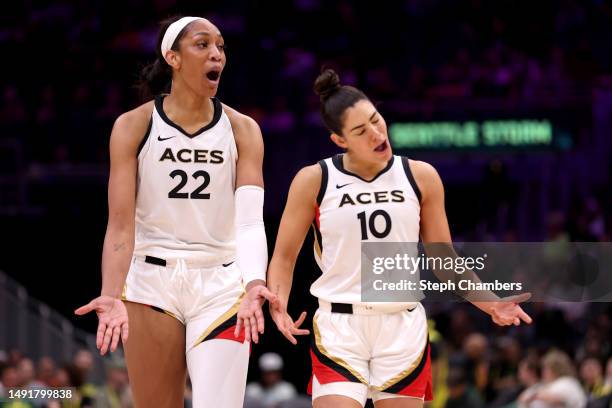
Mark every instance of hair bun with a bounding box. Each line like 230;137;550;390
314;69;341;101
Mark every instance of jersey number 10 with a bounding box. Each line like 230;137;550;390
357;210;392;240
168;169;211;199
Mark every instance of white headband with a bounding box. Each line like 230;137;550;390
160;16;203;62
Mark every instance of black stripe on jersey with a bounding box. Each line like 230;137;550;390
136;116;153;156
155;95;222;138
317;160;329;205
381;337;430;394
312;223;323;258
332;154;394;183
402;157;422;203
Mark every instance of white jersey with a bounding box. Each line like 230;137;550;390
133;95;237;264
311;154;421;304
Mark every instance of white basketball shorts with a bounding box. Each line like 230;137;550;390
122;254;246;351
309;301;433;406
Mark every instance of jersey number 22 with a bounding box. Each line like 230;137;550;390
168;169;211;199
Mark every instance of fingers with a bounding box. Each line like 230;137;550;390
269;313;296;344
110;326;122;352
100;325;113;355
250;316;259;343
234;317;243;338
74;300;96;316
294;311;307;327
121;322;129;343
243;318;252;342
258;287;279;305
290;312;310;336
518;307;533;324
291;327;310;336
237;310;260;343
281;329;298;345
255;308;265;334
96;322;107;350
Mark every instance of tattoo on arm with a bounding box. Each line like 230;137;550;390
113;243;126;252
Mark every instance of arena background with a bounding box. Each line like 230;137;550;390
0;1;611;407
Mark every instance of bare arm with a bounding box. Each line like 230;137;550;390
226;105;264;190
266;165;319;343
412;160;531;324
414;160;494;308
75;102;152;354
101;106;152;297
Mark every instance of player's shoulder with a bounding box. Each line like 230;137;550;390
113;101;154;136
293;164;322;191
110;101;154;150
297;163;322;180
406;159;439;180
405;158;443;198
285;163;322;205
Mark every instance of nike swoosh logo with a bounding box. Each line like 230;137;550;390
158;135;176;141
222;261;235;267
336;183;353;189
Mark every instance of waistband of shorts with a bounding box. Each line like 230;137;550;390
317;300;418;315
133;254;235;269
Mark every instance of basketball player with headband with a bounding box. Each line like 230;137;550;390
76;16;276;407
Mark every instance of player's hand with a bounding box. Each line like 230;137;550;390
74;296;129;355
234;281;278;344
487;292;533;326
269;300;309;345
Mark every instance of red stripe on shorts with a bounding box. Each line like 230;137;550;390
384;340;433;401
310;349;357;388
212;324;246;343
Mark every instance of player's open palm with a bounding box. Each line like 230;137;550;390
269;301;309;345
488;292;533;326
75;296;129;355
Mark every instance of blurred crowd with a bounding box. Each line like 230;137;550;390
0;349;132;408
1;0;611;165
1;300;611;408
424;301;612;408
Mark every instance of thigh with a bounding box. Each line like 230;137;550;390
374;396;424;408
124;301;186;408
186;338;250;408
313;394;365;408
311;375;368;407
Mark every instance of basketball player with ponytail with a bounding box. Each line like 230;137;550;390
267;69;532;407
75;16;276;407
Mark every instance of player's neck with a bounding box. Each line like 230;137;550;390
164;82;215;128
342;153;389;181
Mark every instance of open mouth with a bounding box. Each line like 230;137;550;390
206;70;221;81
374;141;388;152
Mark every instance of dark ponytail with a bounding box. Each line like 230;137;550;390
313;68;368;135
138;58;172;100
137;15;192;100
